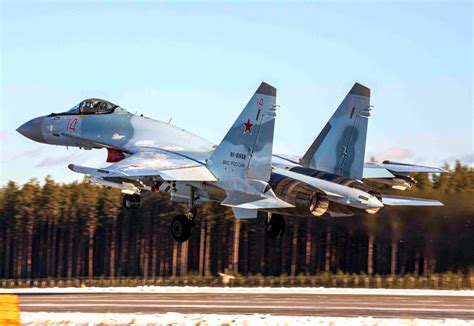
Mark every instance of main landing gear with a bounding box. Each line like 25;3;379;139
264;213;286;240
171;186;197;242
122;194;141;210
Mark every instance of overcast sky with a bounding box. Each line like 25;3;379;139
1;1;472;185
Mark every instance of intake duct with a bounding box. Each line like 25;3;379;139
269;174;329;217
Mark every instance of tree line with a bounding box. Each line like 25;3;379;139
0;161;473;280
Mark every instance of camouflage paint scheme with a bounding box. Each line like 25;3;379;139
17;82;444;220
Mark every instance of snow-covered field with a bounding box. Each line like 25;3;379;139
20;312;474;326
3;285;474;296
9;287;474;325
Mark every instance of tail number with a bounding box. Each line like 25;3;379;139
67;118;78;132
230;152;246;160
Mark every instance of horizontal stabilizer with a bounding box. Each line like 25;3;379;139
222;190;294;209
381;194;444;206
232;208;259;219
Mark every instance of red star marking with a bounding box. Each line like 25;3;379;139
243;118;253;134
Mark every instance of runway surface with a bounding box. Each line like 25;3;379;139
18;292;474;319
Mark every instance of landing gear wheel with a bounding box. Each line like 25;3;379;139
264;214;286;240
171;214;192;242
122;194;141;209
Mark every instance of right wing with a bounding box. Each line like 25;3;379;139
69;149;217;182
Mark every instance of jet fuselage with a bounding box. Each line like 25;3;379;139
17;103;383;215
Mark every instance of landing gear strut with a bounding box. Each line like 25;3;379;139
122;194;141;210
264;213;286;239
171;186;197;242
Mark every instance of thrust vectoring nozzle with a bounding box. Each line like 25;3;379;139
273;167;384;211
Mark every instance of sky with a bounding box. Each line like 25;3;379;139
1;1;472;185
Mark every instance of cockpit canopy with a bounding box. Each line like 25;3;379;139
51;99;119;116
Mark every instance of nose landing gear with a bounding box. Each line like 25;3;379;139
122;194;141;210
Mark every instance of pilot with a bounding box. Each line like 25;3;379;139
96;101;107;113
80;101;95;114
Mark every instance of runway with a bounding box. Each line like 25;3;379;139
18;292;474;319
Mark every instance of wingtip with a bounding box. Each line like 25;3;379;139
349;82;370;97
256;82;276;97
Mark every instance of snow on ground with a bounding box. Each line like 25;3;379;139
20;312;474;326
3;286;474;296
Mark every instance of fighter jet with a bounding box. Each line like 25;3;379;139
17;82;444;242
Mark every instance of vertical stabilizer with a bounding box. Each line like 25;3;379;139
300;83;371;180
208;82;277;190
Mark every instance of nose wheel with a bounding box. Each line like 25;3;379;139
264;213;285;239
123;194;141;210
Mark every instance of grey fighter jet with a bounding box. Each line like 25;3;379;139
17;82;444;242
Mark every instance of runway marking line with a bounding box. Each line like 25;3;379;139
0;294;21;325
18;298;474;308
19;302;474;313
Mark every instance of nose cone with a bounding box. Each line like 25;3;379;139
368;196;384;208
17;116;46;143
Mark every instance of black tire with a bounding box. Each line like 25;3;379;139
264;214;286;240
133;194;141;204
123;194;141;210
171;214;192;242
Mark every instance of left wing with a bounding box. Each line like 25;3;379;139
381;194;444;206
363;162;447;178
363;162;448;190
69;149;217;182
274;156;446;178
